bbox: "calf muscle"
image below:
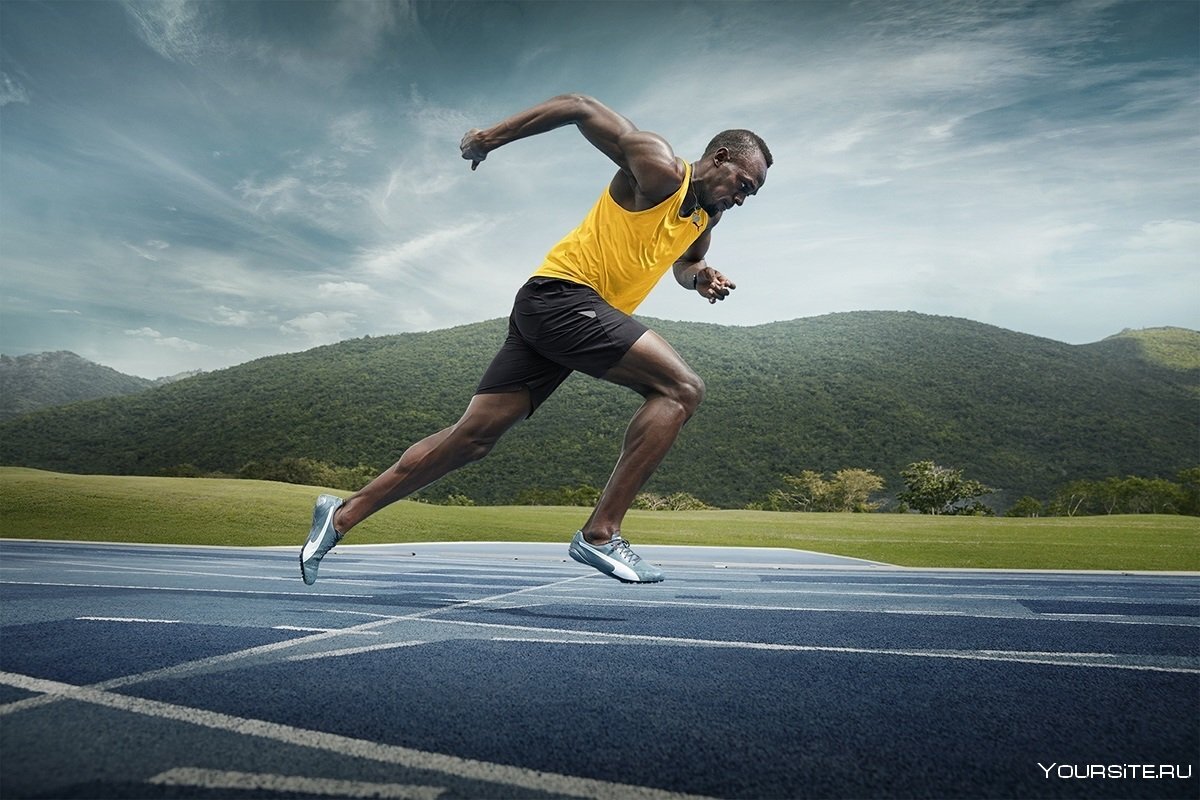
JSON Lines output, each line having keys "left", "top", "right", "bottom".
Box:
{"left": 335, "top": 390, "right": 530, "bottom": 533}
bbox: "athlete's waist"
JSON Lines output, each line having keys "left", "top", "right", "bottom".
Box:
{"left": 523, "top": 276, "right": 593, "bottom": 293}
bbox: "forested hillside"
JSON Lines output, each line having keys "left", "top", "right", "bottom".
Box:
{"left": 0, "top": 351, "right": 154, "bottom": 421}
{"left": 0, "top": 313, "right": 1195, "bottom": 509}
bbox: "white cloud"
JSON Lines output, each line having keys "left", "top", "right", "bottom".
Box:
{"left": 236, "top": 175, "right": 306, "bottom": 215}
{"left": 123, "top": 241, "right": 167, "bottom": 262}
{"left": 123, "top": 326, "right": 208, "bottom": 352}
{"left": 212, "top": 306, "right": 276, "bottom": 328}
{"left": 317, "top": 281, "right": 376, "bottom": 299}
{"left": 122, "top": 0, "right": 216, "bottom": 64}
{"left": 330, "top": 111, "right": 376, "bottom": 155}
{"left": 1130, "top": 219, "right": 1200, "bottom": 252}
{"left": 357, "top": 219, "right": 495, "bottom": 278}
{"left": 0, "top": 72, "right": 30, "bottom": 106}
{"left": 280, "top": 311, "right": 358, "bottom": 345}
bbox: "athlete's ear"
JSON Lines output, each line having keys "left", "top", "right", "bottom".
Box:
{"left": 712, "top": 147, "right": 731, "bottom": 165}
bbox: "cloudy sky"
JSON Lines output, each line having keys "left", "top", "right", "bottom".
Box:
{"left": 2, "top": 0, "right": 1196, "bottom": 378}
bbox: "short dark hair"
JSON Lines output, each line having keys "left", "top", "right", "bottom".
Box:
{"left": 703, "top": 129, "right": 773, "bottom": 168}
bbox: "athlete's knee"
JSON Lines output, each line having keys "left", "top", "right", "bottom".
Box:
{"left": 453, "top": 425, "right": 502, "bottom": 464}
{"left": 671, "top": 370, "right": 705, "bottom": 417}
{"left": 450, "top": 411, "right": 519, "bottom": 464}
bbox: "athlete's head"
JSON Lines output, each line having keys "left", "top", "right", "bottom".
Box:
{"left": 704, "top": 130, "right": 773, "bottom": 170}
{"left": 695, "top": 129, "right": 772, "bottom": 216}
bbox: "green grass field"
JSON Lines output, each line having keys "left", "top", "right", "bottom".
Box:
{"left": 1, "top": 467, "right": 1197, "bottom": 571}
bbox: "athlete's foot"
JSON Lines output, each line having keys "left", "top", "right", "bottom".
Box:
{"left": 568, "top": 530, "right": 664, "bottom": 583}
{"left": 300, "top": 494, "right": 344, "bottom": 585}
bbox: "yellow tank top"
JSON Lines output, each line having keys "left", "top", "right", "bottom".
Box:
{"left": 532, "top": 160, "right": 708, "bottom": 314}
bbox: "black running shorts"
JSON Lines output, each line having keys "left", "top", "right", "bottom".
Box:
{"left": 476, "top": 278, "right": 648, "bottom": 415}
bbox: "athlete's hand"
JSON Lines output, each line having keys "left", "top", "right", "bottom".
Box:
{"left": 696, "top": 267, "right": 736, "bottom": 304}
{"left": 460, "top": 128, "right": 488, "bottom": 171}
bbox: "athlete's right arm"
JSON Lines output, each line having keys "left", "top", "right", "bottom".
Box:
{"left": 461, "top": 94, "right": 683, "bottom": 203}
{"left": 460, "top": 94, "right": 635, "bottom": 171}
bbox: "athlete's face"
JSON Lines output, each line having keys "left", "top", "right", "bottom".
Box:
{"left": 700, "top": 148, "right": 768, "bottom": 216}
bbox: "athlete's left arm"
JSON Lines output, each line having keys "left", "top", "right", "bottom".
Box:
{"left": 673, "top": 218, "right": 735, "bottom": 304}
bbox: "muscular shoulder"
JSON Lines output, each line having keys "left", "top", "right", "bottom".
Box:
{"left": 610, "top": 131, "right": 686, "bottom": 209}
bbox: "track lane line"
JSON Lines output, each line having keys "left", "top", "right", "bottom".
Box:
{"left": 0, "top": 670, "right": 711, "bottom": 800}
{"left": 424, "top": 618, "right": 1200, "bottom": 674}
{"left": 0, "top": 573, "right": 594, "bottom": 717}
{"left": 509, "top": 591, "right": 1200, "bottom": 626}
{"left": 147, "top": 767, "right": 443, "bottom": 800}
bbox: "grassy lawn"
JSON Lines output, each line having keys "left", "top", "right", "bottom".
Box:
{"left": 1, "top": 467, "right": 1197, "bottom": 571}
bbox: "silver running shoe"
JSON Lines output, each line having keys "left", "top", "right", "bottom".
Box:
{"left": 300, "top": 494, "right": 344, "bottom": 585}
{"left": 569, "top": 530, "right": 664, "bottom": 583}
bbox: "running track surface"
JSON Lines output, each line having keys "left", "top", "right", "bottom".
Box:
{"left": 0, "top": 538, "right": 1197, "bottom": 799}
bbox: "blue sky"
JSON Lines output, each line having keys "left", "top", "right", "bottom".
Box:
{"left": 2, "top": 0, "right": 1197, "bottom": 378}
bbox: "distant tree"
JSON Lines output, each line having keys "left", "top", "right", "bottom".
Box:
{"left": 161, "top": 463, "right": 204, "bottom": 478}
{"left": 767, "top": 470, "right": 828, "bottom": 511}
{"left": 828, "top": 468, "right": 886, "bottom": 512}
{"left": 1123, "top": 477, "right": 1187, "bottom": 514}
{"left": 1093, "top": 477, "right": 1126, "bottom": 515}
{"left": 1049, "top": 479, "right": 1093, "bottom": 517}
{"left": 766, "top": 469, "right": 885, "bottom": 512}
{"left": 240, "top": 457, "right": 338, "bottom": 488}
{"left": 516, "top": 484, "right": 601, "bottom": 506}
{"left": 237, "top": 458, "right": 375, "bottom": 491}
{"left": 1097, "top": 476, "right": 1186, "bottom": 514}
{"left": 1006, "top": 496, "right": 1044, "bottom": 518}
{"left": 1049, "top": 475, "right": 1190, "bottom": 516}
{"left": 955, "top": 500, "right": 996, "bottom": 517}
{"left": 897, "top": 460, "right": 994, "bottom": 515}
{"left": 633, "top": 491, "right": 715, "bottom": 511}
{"left": 1179, "top": 467, "right": 1200, "bottom": 515}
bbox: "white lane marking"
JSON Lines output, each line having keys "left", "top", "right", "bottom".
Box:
{"left": 53, "top": 566, "right": 402, "bottom": 588}
{"left": 76, "top": 617, "right": 181, "bottom": 624}
{"left": 0, "top": 671, "right": 709, "bottom": 800}
{"left": 16, "top": 559, "right": 558, "bottom": 591}
{"left": 0, "top": 573, "right": 594, "bottom": 718}
{"left": 148, "top": 767, "right": 443, "bottom": 800}
{"left": 94, "top": 573, "right": 591, "bottom": 688}
{"left": 0, "top": 580, "right": 372, "bottom": 599}
{"left": 515, "top": 592, "right": 1200, "bottom": 627}
{"left": 492, "top": 637, "right": 608, "bottom": 645}
{"left": 285, "top": 641, "right": 427, "bottom": 662}
{"left": 597, "top": 583, "right": 1200, "bottom": 604}
{"left": 272, "top": 626, "right": 380, "bottom": 635}
{"left": 429, "top": 619, "right": 1200, "bottom": 674}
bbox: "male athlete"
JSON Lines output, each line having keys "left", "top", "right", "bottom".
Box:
{"left": 301, "top": 93, "right": 771, "bottom": 585}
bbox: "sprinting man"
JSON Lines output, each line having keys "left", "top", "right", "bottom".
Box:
{"left": 301, "top": 93, "right": 771, "bottom": 585}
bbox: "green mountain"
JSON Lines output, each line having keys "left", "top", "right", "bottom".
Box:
{"left": 0, "top": 351, "right": 155, "bottom": 422}
{"left": 0, "top": 313, "right": 1195, "bottom": 510}
{"left": 1100, "top": 327, "right": 1200, "bottom": 372}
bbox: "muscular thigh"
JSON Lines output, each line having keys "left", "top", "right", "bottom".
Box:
{"left": 600, "top": 329, "right": 701, "bottom": 399}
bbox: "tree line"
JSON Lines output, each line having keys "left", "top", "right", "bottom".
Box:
{"left": 157, "top": 457, "right": 1199, "bottom": 516}
{"left": 1019, "top": 468, "right": 1200, "bottom": 517}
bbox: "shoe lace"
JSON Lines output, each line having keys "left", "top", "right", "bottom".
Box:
{"left": 608, "top": 536, "right": 640, "bottom": 564}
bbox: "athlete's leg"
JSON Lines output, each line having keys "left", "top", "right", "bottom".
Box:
{"left": 333, "top": 389, "right": 531, "bottom": 534}
{"left": 580, "top": 330, "right": 704, "bottom": 543}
